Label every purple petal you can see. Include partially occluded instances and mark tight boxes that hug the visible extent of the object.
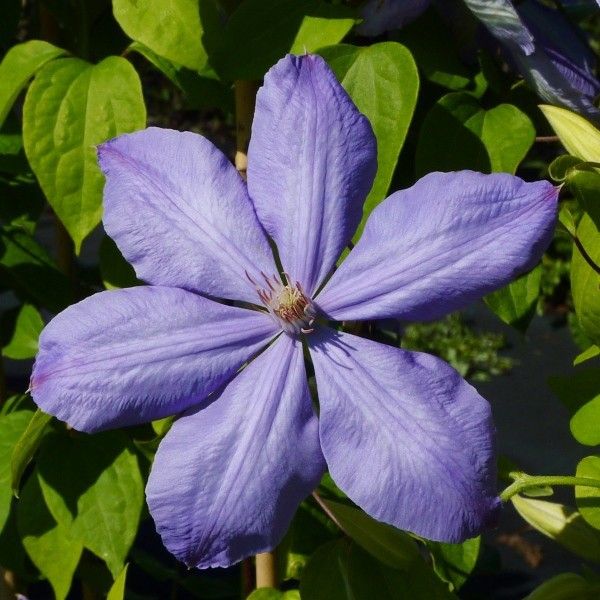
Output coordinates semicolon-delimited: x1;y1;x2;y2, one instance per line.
30;287;277;432
146;334;325;569
247;54;377;296
309;328;500;542
357;0;431;36
463;0;535;55
518;0;600;99
98;127;276;305
317;171;558;322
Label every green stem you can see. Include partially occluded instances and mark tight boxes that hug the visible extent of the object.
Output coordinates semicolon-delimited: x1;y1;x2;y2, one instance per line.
500;474;600;502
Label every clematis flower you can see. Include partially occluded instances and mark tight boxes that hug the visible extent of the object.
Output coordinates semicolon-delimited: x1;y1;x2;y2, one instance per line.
30;54;558;569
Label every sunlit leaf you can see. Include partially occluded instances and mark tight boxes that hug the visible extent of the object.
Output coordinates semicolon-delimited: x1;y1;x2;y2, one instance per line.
511;495;600;562
17;474;83;600
23;56;146;251
571;214;600;346
0;40;65;127
576;456;600;530
11;408;53;497
2;303;43;359
107;564;129;600
113;0;209;71
540;105;600;163
574;345;600;366
320;42;419;240
37;431;144;576
0;410;33;532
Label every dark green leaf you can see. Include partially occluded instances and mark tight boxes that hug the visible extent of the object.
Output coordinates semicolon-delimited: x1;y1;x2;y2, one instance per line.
99;235;139;290
23;56;146;251
17;474;83;600
484;266;542;332
210;0;355;80
548;368;600;446
416;92;534;177
248;589;300;600
0;225;70;312
300;539;455;600
427;537;480;591
321;498;419;569
129;41;233;111
320;42;419;240
548;155;585;182
524;573;600;600
37;431;144;576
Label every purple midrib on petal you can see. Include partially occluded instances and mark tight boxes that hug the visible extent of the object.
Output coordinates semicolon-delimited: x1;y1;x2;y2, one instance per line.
104;146;263;295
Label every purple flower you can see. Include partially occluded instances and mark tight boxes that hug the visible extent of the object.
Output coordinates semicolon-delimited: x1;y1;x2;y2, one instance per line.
30;54;558;569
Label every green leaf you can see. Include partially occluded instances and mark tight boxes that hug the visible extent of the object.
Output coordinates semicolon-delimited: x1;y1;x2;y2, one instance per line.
0;411;33;532
99;235;138;290
321;498;419;570
576;456;600;530
247;589;300;600
0;40;66;127
574;345;600;366
128;41;233;111
210;0;355;80
37;431;144;576
113;0;208;70
0;225;70;313
524;573;600;600
511;495;600;563
548;155;585;182
319;42;419;240
416;92;534;177
540;105;600;163
484;266;542;332
548;368;600;446
571;213;600;345
427;537;481;591
17;474;83;600
300;539;455;600
23;56;146;251
11;409;53;497
107;564;129;600
2;303;43;359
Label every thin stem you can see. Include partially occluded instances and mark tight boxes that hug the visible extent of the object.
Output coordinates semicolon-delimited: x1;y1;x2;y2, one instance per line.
500;474;600;502
312;491;350;536
255;552;277;589
234;80;259;177
535;135;559;143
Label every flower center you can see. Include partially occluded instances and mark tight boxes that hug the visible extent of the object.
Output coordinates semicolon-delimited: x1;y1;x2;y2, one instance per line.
247;272;316;334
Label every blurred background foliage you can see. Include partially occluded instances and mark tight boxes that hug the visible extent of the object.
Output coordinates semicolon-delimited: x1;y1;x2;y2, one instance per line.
1;1;600;599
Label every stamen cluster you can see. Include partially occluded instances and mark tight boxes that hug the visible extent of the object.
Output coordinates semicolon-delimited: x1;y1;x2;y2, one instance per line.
247;271;316;334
